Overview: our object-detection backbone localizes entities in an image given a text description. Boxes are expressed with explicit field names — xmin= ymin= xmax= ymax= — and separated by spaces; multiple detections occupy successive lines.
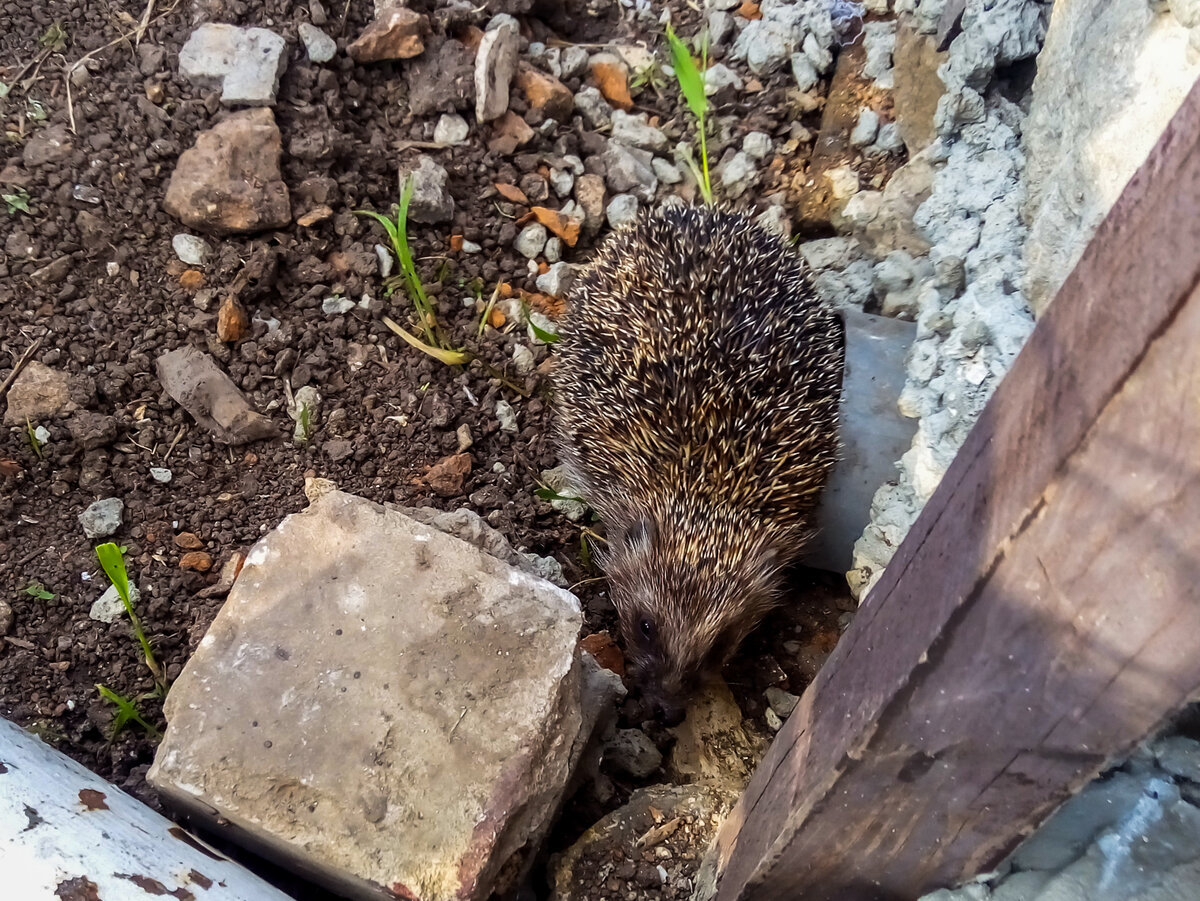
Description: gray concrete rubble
xmin=918 ymin=726 xmax=1200 ymax=901
xmin=1023 ymin=0 xmax=1200 ymax=314
xmin=178 ymin=24 xmax=288 ymax=107
xmin=846 ymin=0 xmax=1047 ymax=600
xmin=149 ymin=490 xmax=613 ymax=901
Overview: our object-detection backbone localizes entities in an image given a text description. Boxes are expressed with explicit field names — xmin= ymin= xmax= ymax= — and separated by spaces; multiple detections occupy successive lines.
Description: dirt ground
xmin=0 ymin=0 xmax=858 ymax=897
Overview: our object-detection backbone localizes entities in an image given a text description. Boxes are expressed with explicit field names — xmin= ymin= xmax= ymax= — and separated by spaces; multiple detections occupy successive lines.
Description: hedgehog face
xmin=606 ymin=515 xmax=784 ymax=726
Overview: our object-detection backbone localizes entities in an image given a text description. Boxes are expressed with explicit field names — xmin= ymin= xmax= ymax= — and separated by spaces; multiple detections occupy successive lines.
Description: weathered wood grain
xmin=708 ymin=75 xmax=1200 ymax=901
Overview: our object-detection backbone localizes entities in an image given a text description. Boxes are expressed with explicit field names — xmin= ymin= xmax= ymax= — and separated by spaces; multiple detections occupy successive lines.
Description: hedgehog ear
xmin=623 ymin=515 xmax=655 ymax=555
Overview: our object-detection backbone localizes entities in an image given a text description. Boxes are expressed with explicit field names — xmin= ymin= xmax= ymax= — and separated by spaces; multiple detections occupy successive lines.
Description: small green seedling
xmin=521 ymin=299 xmax=561 ymax=345
xmin=665 ymin=24 xmax=714 ymax=205
xmin=96 ymin=684 xmax=162 ymax=741
xmin=25 ymin=417 xmax=43 ymax=459
xmin=22 ymin=582 xmax=54 ymax=600
xmin=95 ymin=542 xmax=167 ymax=696
xmin=3 ymin=188 xmax=31 ymax=215
xmin=357 ymin=175 xmax=452 ymax=352
xmin=26 ymin=99 xmax=48 ymax=122
xmin=296 ymin=403 xmax=314 ymax=444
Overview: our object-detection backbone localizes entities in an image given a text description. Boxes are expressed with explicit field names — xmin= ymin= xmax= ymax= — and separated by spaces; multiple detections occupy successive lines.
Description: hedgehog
xmin=552 ymin=205 xmax=845 ymax=725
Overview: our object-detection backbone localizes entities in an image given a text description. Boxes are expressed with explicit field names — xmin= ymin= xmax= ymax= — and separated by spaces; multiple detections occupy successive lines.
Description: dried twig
xmin=135 ymin=0 xmax=156 ymax=46
xmin=0 ymin=336 xmax=45 ymax=400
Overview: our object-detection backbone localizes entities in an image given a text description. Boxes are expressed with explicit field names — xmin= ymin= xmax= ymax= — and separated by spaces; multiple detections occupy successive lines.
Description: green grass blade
xmin=95 ymin=542 xmax=130 ymax=607
xmin=666 ymin=24 xmax=708 ymax=122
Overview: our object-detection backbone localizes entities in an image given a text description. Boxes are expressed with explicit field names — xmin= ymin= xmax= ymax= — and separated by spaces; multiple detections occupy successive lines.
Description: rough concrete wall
xmin=1023 ymin=1 xmax=1200 ymax=314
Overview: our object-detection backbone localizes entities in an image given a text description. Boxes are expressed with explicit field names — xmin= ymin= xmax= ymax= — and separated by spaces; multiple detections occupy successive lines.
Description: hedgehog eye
xmin=638 ymin=616 xmax=656 ymax=642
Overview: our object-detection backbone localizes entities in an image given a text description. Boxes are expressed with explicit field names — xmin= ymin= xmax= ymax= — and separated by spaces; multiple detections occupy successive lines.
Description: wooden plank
xmin=0 ymin=716 xmax=292 ymax=901
xmin=707 ymin=76 xmax=1200 ymax=901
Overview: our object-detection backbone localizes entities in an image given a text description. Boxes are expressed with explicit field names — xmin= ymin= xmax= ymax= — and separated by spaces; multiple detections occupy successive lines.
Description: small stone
xmin=575 ymin=174 xmax=606 ymax=234
xmin=178 ymin=24 xmax=288 ymax=107
xmin=156 ymin=346 xmax=279 ymax=445
xmin=172 ymin=234 xmax=211 ymax=266
xmin=4 ymin=362 xmax=91 ymax=425
xmin=549 ymin=168 xmax=575 ymax=198
xmin=66 ymin=412 xmax=119 ymax=451
xmin=399 ymin=156 xmax=454 ymax=223
xmin=217 ymin=297 xmax=250 ymax=342
xmin=589 ymin=52 xmax=633 ymax=111
xmin=602 ymin=143 xmax=657 ymax=202
xmin=742 ymin=131 xmax=773 ymax=160
xmin=421 ymin=453 xmax=472 ymax=497
xmin=150 ymin=467 xmax=173 ymax=484
xmin=23 ymin=124 xmax=73 ymax=167
xmin=90 ymin=583 xmax=140 ymax=624
xmin=512 ymin=345 xmax=536 ymax=376
xmin=487 ymin=110 xmax=534 ymax=154
xmin=611 ymin=110 xmax=668 ymax=152
xmin=298 ymin=23 xmax=337 ymax=64
xmin=515 ymin=223 xmax=548 ymax=259
xmin=850 ymin=108 xmax=880 ymax=147
xmin=180 ymin=551 xmax=214 ymax=572
xmin=79 ymin=498 xmax=124 ymax=539
xmin=348 ymin=6 xmax=428 ymax=62
xmin=495 ymin=399 xmax=518 ymax=433
xmin=573 ymin=86 xmax=612 ymax=129
xmin=322 ymin=296 xmax=355 ymax=315
xmin=0 ymin=600 xmax=12 ymax=636
xmin=651 ymin=157 xmax=682 ymax=185
xmin=874 ymin=122 xmax=904 ymax=154
xmin=718 ymin=150 xmax=757 ymax=199
xmin=297 ymin=205 xmax=333 ymax=227
xmin=544 ymin=237 xmax=563 ymax=263
xmin=164 ymin=108 xmax=291 ymax=235
xmin=433 ymin=113 xmax=469 ymax=145
xmin=174 ymin=532 xmax=204 ymax=550
xmin=375 ymin=244 xmax=394 ymax=279
xmin=764 ymin=686 xmax=799 ymax=718
xmin=765 ymin=708 xmax=783 ymax=731
xmin=461 ymin=239 xmax=482 ymax=254
xmin=708 ymin=10 xmax=734 ymax=46
xmin=456 ymin=424 xmax=474 ymax=453
xmin=703 ymin=62 xmax=743 ymax=97
xmin=790 ymin=52 xmax=819 ymax=91
xmin=804 ymin=32 xmax=833 ymax=74
xmin=515 ymin=62 xmax=573 ymax=120
xmin=605 ymin=728 xmax=663 ymax=779
xmin=474 ymin=14 xmax=520 ymax=122
xmin=1155 ymin=736 xmax=1200 ymax=784
xmin=606 ymin=194 xmax=639 ymax=229
xmin=536 ymin=262 xmax=574 ymax=297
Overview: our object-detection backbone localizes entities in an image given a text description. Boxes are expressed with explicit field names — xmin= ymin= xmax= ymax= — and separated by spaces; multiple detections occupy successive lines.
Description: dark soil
xmin=0 ymin=1 xmax=859 ymax=898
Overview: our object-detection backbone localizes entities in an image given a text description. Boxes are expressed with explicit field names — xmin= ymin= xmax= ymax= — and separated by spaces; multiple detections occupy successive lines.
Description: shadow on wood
xmin=704 ymin=76 xmax=1200 ymax=901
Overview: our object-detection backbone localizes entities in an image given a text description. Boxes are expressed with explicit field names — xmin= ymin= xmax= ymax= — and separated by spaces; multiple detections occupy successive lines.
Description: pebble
xmin=514 ymin=223 xmax=548 ymax=259
xmin=298 ymin=23 xmax=337 ymax=64
xmin=375 ymin=244 xmax=394 ymax=279
xmin=495 ymin=399 xmax=518 ymax=433
xmin=178 ymin=24 xmax=288 ymax=107
xmin=323 ymin=296 xmax=355 ymax=315
xmin=718 ymin=151 xmax=758 ymax=199
xmin=850 ymin=108 xmax=881 ymax=147
xmin=512 ymin=345 xmax=535 ymax=376
xmin=804 ymin=32 xmax=833 ymax=74
xmin=574 ymin=86 xmax=613 ymax=129
xmin=611 ymin=110 xmax=669 ymax=152
xmin=708 ymin=10 xmax=733 ymax=46
xmin=544 ymin=237 xmax=563 ymax=264
xmin=475 ymin=14 xmax=520 ymax=122
xmin=742 ymin=131 xmax=773 ymax=161
xmin=558 ymin=45 xmax=590 ymax=80
xmin=734 ymin=21 xmax=790 ymax=76
xmin=874 ymin=121 xmax=904 ymax=154
xmin=400 ymin=156 xmax=454 ymax=223
xmin=765 ymin=686 xmax=800 ymax=718
xmin=0 ymin=600 xmax=12 ymax=636
xmin=703 ymin=62 xmax=743 ymax=96
xmin=90 ymin=583 xmax=140 ymax=624
xmin=791 ymin=52 xmax=819 ymax=91
xmin=149 ymin=467 xmax=173 ymax=484
xmin=456 ymin=424 xmax=473 ymax=453
xmin=602 ymin=142 xmax=657 ymax=202
xmin=536 ymin=262 xmax=575 ymax=297
xmin=1154 ymin=736 xmax=1200 ymax=784
xmin=652 ymin=157 xmax=682 ymax=185
xmin=78 ymin=498 xmax=124 ymax=539
xmin=765 ymin=708 xmax=783 ymax=731
xmin=347 ymin=6 xmax=427 ymax=62
xmin=172 ymin=234 xmax=212 ymax=266
xmin=461 ymin=239 xmax=482 ymax=254
xmin=550 ymin=168 xmax=575 ymax=197
xmin=604 ymin=728 xmax=663 ymax=779
xmin=433 ymin=113 xmax=469 ymax=145
xmin=606 ymin=194 xmax=639 ymax=230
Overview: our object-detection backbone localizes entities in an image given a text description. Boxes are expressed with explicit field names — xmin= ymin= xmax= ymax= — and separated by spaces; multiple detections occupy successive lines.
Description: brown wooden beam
xmin=707 ymin=76 xmax=1200 ymax=901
